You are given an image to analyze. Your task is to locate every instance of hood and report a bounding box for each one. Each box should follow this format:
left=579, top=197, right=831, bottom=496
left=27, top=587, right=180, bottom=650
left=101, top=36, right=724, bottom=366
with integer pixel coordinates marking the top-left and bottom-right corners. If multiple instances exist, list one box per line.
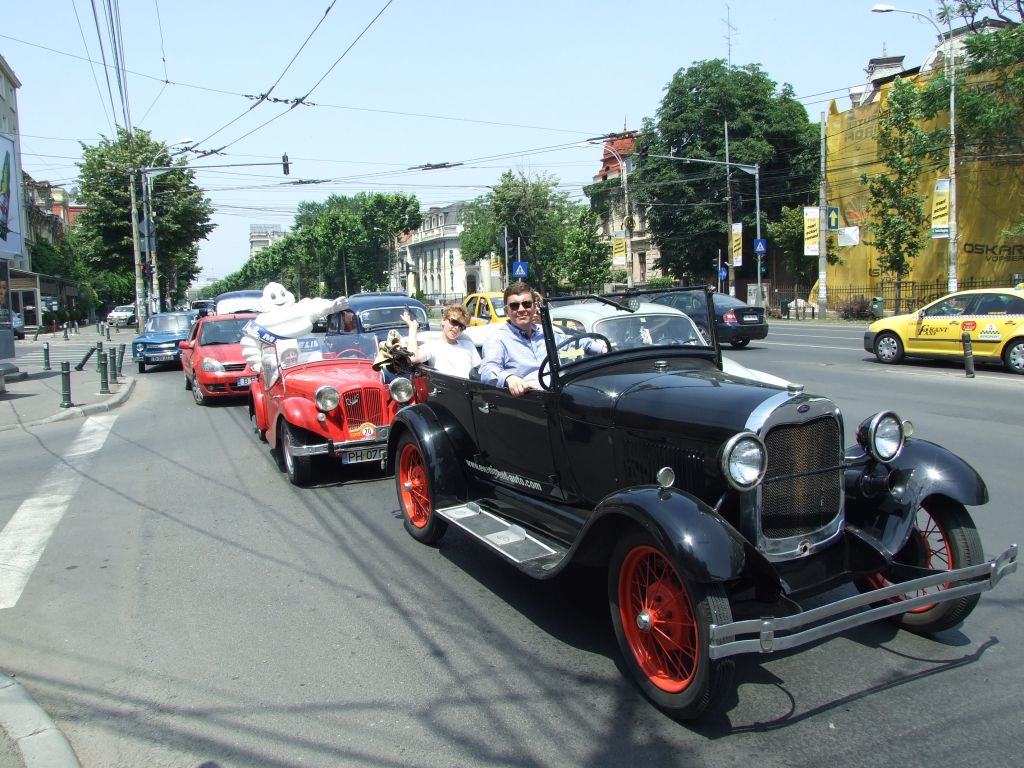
left=200, top=342, right=246, bottom=366
left=282, top=360, right=384, bottom=391
left=134, top=331, right=189, bottom=344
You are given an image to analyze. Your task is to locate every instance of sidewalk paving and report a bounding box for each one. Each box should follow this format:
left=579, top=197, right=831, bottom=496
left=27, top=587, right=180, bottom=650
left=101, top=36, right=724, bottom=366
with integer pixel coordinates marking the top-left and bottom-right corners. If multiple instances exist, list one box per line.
left=0, top=328, right=136, bottom=434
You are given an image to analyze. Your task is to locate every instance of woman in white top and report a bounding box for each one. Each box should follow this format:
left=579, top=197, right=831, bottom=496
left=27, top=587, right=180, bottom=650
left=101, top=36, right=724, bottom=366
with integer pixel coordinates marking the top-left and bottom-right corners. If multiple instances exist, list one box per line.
left=402, top=303, right=481, bottom=378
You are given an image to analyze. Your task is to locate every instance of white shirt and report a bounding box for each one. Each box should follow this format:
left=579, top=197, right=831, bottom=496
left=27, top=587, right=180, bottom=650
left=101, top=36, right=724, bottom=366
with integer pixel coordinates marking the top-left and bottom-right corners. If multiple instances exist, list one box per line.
left=421, top=336, right=481, bottom=378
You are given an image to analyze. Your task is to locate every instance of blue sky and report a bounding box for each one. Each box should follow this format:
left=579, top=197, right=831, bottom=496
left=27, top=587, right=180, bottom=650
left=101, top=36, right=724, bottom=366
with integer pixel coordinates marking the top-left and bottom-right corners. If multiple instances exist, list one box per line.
left=5, top=0, right=948, bottom=280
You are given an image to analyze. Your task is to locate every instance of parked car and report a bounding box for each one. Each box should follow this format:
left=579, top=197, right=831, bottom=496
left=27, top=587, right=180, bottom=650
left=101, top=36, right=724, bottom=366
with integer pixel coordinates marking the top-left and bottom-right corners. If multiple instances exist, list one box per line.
left=653, top=291, right=768, bottom=348
left=131, top=311, right=197, bottom=373
left=106, top=304, right=137, bottom=327
left=11, top=312, right=25, bottom=340
left=179, top=313, right=259, bottom=405
left=463, top=291, right=506, bottom=325
left=864, top=286, right=1024, bottom=374
left=324, top=293, right=430, bottom=345
left=248, top=332, right=415, bottom=486
left=385, top=285, right=1017, bottom=720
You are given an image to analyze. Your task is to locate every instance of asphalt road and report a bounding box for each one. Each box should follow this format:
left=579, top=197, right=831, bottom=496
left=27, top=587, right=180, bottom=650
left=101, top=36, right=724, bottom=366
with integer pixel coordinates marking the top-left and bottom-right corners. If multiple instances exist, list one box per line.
left=0, top=331, right=1021, bottom=768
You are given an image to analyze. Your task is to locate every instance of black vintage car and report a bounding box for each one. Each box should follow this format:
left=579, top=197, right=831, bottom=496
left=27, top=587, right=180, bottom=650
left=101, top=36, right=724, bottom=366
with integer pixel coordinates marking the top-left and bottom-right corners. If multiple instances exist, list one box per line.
left=385, top=286, right=1017, bottom=720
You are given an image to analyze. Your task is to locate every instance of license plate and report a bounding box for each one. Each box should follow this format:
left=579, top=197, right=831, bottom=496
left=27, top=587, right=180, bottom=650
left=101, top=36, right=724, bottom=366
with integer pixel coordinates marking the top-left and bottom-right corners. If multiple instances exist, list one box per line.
left=743, top=314, right=758, bottom=322
left=149, top=354, right=175, bottom=361
left=341, top=446, right=386, bottom=464
left=236, top=376, right=256, bottom=386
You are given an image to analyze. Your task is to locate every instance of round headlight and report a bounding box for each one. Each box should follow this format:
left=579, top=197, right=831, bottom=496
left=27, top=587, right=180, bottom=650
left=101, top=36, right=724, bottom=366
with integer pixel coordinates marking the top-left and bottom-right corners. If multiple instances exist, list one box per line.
left=314, top=385, right=340, bottom=412
left=135, top=344, right=144, bottom=352
left=721, top=432, right=767, bottom=490
left=859, top=411, right=904, bottom=462
left=201, top=358, right=225, bottom=372
left=389, top=376, right=414, bottom=404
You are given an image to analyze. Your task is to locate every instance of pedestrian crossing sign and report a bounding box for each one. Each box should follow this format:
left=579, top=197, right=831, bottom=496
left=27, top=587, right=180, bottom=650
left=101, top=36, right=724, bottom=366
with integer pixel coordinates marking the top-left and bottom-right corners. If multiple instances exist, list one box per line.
left=512, top=261, right=528, bottom=278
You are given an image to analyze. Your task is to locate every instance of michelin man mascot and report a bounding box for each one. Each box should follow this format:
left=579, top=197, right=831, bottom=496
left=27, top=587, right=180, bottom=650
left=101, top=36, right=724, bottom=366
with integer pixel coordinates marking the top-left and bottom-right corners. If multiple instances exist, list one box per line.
left=240, top=282, right=348, bottom=373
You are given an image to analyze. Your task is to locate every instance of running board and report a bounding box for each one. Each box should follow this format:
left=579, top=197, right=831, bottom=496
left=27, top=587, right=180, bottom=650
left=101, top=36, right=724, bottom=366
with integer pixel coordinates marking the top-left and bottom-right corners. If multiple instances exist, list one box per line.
left=435, top=502, right=569, bottom=577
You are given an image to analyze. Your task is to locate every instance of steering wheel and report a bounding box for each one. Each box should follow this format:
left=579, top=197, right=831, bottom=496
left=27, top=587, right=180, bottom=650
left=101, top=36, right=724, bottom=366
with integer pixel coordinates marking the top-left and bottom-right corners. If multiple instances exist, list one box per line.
left=537, top=332, right=612, bottom=390
left=336, top=348, right=369, bottom=359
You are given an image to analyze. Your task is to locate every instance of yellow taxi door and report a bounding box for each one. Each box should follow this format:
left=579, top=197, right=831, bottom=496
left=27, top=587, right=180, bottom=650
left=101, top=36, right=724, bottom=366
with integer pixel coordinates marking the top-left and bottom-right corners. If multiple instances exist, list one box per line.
left=908, top=295, right=978, bottom=358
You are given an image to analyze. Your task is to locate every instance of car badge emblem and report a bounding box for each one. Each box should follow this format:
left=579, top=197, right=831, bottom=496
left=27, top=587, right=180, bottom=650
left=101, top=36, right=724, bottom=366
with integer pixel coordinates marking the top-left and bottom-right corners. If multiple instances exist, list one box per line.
left=797, top=404, right=810, bottom=413
left=345, top=393, right=360, bottom=406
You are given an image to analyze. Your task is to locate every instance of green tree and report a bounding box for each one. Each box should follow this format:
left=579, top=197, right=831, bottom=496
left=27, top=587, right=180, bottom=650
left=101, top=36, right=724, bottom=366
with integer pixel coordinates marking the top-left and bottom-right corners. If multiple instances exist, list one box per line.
left=633, top=60, right=819, bottom=281
left=556, top=203, right=611, bottom=290
left=75, top=128, right=214, bottom=308
left=862, top=77, right=930, bottom=313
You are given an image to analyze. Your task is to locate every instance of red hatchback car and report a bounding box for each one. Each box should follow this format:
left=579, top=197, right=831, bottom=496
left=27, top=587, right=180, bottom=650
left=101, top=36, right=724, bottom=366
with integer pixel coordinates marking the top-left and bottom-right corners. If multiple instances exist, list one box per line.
left=179, top=313, right=260, bottom=405
left=249, top=333, right=415, bottom=486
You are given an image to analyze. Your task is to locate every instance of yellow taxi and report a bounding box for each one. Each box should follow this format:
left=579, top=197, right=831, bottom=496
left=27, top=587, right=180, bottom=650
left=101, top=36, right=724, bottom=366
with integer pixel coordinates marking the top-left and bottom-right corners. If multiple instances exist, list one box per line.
left=863, top=286, right=1024, bottom=374
left=463, top=291, right=506, bottom=326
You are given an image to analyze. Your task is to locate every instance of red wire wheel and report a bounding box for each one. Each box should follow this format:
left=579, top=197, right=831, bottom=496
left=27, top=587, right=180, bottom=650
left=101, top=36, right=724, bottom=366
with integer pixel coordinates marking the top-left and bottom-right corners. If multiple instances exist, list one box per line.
left=609, top=530, right=733, bottom=719
left=394, top=433, right=447, bottom=544
left=618, top=545, right=699, bottom=693
left=857, top=498, right=983, bottom=633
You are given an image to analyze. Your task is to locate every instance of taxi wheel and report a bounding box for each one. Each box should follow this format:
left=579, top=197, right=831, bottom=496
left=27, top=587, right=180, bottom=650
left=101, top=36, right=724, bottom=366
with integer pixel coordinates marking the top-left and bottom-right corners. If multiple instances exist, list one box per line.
left=609, top=530, right=734, bottom=720
left=395, top=433, right=447, bottom=544
left=281, top=422, right=313, bottom=486
left=874, top=332, right=904, bottom=364
left=191, top=376, right=206, bottom=406
left=1003, top=339, right=1024, bottom=374
left=856, top=498, right=983, bottom=634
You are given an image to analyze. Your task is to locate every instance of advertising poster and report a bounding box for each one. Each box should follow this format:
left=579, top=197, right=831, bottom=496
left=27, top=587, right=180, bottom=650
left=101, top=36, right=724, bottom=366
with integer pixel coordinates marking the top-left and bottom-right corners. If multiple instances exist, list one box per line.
left=804, top=206, right=820, bottom=257
left=730, top=222, right=742, bottom=267
left=0, top=134, right=23, bottom=256
left=931, top=178, right=950, bottom=239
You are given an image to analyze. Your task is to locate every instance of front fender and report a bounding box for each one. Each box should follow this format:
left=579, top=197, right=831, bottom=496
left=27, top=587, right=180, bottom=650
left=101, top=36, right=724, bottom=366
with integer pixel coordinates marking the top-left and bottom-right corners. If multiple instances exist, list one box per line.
left=389, top=404, right=468, bottom=508
left=281, top=397, right=324, bottom=434
left=593, top=486, right=749, bottom=584
left=250, top=383, right=268, bottom=433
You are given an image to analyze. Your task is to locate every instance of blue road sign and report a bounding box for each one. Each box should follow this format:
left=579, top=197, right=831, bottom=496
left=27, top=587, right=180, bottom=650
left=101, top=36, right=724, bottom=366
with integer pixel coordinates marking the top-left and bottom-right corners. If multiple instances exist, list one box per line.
left=512, top=261, right=528, bottom=278
left=719, top=267, right=728, bottom=281
left=828, top=207, right=840, bottom=231
left=754, top=238, right=767, bottom=255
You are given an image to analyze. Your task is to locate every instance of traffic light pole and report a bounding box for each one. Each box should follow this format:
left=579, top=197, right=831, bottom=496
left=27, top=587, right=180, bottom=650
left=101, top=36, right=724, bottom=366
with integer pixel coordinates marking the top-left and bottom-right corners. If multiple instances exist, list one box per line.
left=128, top=172, right=147, bottom=333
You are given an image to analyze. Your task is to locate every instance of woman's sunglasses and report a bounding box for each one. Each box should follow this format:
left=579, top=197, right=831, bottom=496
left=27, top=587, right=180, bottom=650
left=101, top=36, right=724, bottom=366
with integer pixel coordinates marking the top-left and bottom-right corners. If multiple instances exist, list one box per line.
left=444, top=317, right=467, bottom=330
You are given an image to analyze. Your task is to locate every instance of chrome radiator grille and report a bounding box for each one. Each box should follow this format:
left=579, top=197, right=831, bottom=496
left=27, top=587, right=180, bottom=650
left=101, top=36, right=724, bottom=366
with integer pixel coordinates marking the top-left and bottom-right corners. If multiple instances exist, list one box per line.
left=760, top=416, right=843, bottom=538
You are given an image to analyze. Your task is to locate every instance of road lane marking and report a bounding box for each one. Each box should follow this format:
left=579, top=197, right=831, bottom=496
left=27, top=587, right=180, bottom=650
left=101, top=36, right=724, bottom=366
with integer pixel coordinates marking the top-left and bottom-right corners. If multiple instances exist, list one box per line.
left=0, top=414, right=117, bottom=609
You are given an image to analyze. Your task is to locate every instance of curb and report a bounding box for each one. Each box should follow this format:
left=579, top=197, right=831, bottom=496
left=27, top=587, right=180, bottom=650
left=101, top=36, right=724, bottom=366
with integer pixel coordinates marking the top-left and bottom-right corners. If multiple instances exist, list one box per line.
left=0, top=377, right=136, bottom=433
left=0, top=675, right=81, bottom=768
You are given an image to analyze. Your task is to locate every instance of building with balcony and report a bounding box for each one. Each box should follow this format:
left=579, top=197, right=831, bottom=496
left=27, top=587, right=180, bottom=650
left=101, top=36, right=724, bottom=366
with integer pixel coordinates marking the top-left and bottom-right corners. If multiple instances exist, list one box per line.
left=249, top=224, right=287, bottom=259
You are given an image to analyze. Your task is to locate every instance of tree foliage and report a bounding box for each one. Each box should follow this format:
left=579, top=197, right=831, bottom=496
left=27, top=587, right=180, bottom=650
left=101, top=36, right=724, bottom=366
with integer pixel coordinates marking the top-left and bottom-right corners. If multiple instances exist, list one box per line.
left=74, top=128, right=215, bottom=308
left=862, top=78, right=930, bottom=311
left=632, top=59, right=819, bottom=282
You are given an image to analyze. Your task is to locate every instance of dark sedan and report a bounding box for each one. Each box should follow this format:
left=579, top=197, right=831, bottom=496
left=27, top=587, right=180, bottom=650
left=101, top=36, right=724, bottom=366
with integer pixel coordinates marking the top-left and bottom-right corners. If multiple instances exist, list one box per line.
left=654, top=291, right=768, bottom=348
left=324, top=292, right=430, bottom=344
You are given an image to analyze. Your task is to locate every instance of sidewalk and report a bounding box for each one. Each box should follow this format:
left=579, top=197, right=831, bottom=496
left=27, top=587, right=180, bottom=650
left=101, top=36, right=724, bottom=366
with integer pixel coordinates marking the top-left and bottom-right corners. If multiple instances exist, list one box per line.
left=0, top=328, right=136, bottom=433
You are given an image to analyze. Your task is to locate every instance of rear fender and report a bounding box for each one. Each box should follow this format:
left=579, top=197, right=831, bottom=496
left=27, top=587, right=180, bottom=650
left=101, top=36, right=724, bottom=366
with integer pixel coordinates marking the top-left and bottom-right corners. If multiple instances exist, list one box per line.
left=593, top=487, right=749, bottom=585
left=389, top=404, right=469, bottom=507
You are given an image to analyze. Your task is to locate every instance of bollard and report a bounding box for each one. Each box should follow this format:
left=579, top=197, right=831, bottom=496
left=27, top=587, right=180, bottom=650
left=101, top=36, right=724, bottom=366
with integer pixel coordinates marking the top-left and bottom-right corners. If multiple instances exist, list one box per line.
left=108, top=349, right=118, bottom=381
left=63, top=323, right=69, bottom=340
left=33, top=325, right=41, bottom=342
left=74, top=346, right=95, bottom=371
left=99, top=351, right=111, bottom=394
left=95, top=341, right=104, bottom=372
left=74, top=321, right=80, bottom=335
left=42, top=341, right=51, bottom=371
left=105, top=325, right=111, bottom=341
left=962, top=331, right=976, bottom=378
left=96, top=321, right=101, bottom=335
left=0, top=368, right=5, bottom=395
left=59, top=361, right=73, bottom=408
left=117, top=344, right=126, bottom=377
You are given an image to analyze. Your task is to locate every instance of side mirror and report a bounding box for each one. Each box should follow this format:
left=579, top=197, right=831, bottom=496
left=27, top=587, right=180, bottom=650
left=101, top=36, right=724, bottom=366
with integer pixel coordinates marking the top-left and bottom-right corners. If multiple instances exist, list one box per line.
left=179, top=340, right=192, bottom=349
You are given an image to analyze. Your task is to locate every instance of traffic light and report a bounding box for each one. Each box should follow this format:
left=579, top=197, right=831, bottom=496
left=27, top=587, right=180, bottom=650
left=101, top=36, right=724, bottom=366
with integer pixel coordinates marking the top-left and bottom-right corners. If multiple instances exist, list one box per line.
left=139, top=260, right=149, bottom=277
left=759, top=256, right=767, bottom=275
left=637, top=144, right=648, bottom=163
left=282, top=153, right=290, bottom=175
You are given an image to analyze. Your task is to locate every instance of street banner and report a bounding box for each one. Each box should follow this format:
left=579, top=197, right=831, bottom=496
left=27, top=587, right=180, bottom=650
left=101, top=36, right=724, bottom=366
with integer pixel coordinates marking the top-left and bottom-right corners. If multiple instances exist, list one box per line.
left=804, top=206, right=820, bottom=256
left=931, top=178, right=950, bottom=238
left=612, top=237, right=627, bottom=267
left=838, top=226, right=860, bottom=247
left=0, top=134, right=24, bottom=256
left=490, top=256, right=502, bottom=278
left=731, top=222, right=742, bottom=267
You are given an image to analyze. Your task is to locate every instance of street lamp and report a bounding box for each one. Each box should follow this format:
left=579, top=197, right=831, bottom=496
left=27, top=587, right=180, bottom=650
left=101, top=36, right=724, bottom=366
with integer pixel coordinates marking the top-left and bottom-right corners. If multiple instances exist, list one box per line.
left=872, top=4, right=958, bottom=293
left=653, top=153, right=762, bottom=305
left=581, top=139, right=633, bottom=288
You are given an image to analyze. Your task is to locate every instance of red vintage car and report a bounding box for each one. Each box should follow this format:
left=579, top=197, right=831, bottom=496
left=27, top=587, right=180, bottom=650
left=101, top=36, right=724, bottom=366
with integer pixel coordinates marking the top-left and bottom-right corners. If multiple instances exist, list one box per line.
left=248, top=333, right=415, bottom=486
left=179, top=313, right=259, bottom=405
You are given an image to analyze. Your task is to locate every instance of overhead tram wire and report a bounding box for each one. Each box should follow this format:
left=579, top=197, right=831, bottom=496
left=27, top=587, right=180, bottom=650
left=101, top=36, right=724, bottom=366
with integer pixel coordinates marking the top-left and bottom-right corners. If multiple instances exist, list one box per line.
left=71, top=0, right=115, bottom=136
left=193, top=0, right=396, bottom=157
left=88, top=0, right=122, bottom=130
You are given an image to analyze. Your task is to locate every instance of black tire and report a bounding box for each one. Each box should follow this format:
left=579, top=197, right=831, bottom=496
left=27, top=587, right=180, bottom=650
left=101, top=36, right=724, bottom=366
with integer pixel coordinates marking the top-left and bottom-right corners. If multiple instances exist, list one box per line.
left=857, top=497, right=983, bottom=634
left=1002, top=338, right=1024, bottom=375
left=394, top=432, right=448, bottom=544
left=281, top=422, right=314, bottom=486
left=729, top=338, right=750, bottom=349
left=609, top=529, right=734, bottom=720
left=137, top=361, right=146, bottom=374
left=191, top=376, right=206, bottom=406
left=874, top=331, right=904, bottom=364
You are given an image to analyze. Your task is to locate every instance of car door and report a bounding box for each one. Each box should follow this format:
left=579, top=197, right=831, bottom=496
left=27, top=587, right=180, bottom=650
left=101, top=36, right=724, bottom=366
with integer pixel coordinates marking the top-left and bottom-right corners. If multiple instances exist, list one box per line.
left=907, top=294, right=979, bottom=358
left=465, top=296, right=482, bottom=326
left=181, top=321, right=201, bottom=377
left=967, top=292, right=1024, bottom=362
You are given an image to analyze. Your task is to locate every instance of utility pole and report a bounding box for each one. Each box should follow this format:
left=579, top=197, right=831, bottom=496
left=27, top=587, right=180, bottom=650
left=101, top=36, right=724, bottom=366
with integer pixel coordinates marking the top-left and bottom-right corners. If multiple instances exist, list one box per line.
left=128, top=173, right=146, bottom=332
left=818, top=112, right=828, bottom=317
left=143, top=173, right=162, bottom=313
left=724, top=121, right=734, bottom=294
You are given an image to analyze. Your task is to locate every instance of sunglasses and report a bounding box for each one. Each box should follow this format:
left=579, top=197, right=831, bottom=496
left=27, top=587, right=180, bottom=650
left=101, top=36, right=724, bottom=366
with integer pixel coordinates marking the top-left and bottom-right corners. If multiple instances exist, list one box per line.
left=508, top=300, right=534, bottom=312
left=444, top=317, right=466, bottom=330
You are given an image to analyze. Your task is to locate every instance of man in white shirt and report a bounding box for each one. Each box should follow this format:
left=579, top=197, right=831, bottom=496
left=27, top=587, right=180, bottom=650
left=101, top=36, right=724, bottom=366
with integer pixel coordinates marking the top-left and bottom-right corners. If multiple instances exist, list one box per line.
left=402, top=304, right=481, bottom=378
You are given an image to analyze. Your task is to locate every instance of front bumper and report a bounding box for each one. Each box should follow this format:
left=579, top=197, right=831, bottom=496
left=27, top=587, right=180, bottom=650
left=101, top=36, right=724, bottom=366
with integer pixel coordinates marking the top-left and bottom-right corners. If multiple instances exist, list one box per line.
left=134, top=349, right=182, bottom=363
left=288, top=427, right=391, bottom=462
left=863, top=330, right=877, bottom=353
left=708, top=544, right=1017, bottom=660
left=195, top=370, right=257, bottom=396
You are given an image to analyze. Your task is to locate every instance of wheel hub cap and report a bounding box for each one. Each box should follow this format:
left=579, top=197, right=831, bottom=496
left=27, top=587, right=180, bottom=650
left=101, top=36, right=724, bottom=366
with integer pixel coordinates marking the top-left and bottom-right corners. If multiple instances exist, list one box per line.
left=635, top=610, right=653, bottom=632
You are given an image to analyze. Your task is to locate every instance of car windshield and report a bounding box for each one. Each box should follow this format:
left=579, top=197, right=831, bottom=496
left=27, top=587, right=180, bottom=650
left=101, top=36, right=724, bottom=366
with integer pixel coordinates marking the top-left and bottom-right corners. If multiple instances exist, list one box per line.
left=266, top=333, right=380, bottom=371
left=593, top=313, right=708, bottom=351
left=359, top=305, right=427, bottom=329
left=145, top=315, right=193, bottom=333
left=199, top=317, right=249, bottom=345
left=115, top=305, right=133, bottom=313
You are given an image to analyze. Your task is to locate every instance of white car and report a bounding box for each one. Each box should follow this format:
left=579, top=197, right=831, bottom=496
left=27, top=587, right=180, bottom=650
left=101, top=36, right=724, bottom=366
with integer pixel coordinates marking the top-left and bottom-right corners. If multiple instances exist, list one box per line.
left=106, top=304, right=136, bottom=327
